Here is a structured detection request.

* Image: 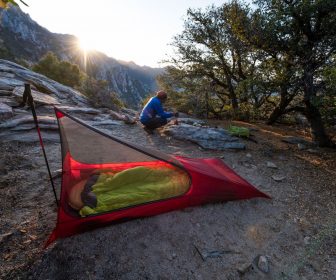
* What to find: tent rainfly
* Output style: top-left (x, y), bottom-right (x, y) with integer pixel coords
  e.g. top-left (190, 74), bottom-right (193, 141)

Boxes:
top-left (23, 84), bottom-right (270, 246)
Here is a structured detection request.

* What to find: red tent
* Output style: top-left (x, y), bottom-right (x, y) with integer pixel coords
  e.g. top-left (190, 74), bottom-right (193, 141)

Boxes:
top-left (43, 107), bottom-right (269, 246)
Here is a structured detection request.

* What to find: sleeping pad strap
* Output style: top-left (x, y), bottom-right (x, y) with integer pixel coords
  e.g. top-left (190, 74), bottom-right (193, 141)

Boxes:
top-left (21, 83), bottom-right (59, 207)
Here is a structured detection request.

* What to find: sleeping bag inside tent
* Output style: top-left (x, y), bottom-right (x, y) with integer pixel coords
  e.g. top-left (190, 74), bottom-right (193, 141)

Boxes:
top-left (46, 108), bottom-right (269, 246)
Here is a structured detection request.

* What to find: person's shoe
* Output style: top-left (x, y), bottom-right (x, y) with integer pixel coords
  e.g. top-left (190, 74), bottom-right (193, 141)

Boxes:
top-left (143, 126), bottom-right (154, 134)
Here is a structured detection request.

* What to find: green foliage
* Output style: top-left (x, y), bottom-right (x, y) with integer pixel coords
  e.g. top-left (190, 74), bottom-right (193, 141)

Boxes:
top-left (32, 52), bottom-right (84, 88)
top-left (16, 59), bottom-right (30, 68)
top-left (157, 66), bottom-right (215, 117)
top-left (109, 92), bottom-right (125, 109)
top-left (0, 43), bottom-right (14, 60)
top-left (164, 0), bottom-right (336, 146)
top-left (162, 1), bottom-right (279, 120)
top-left (320, 64), bottom-right (336, 127)
top-left (167, 2), bottom-right (254, 113)
top-left (228, 125), bottom-right (250, 137)
top-left (249, 0), bottom-right (336, 145)
top-left (80, 76), bottom-right (124, 110)
top-left (32, 52), bottom-right (125, 110)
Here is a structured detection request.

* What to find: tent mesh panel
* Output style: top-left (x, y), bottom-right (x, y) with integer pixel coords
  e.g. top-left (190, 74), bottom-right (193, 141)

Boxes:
top-left (56, 109), bottom-right (191, 217)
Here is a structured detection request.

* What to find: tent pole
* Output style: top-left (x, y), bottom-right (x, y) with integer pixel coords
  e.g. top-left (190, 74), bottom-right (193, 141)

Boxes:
top-left (24, 83), bottom-right (59, 207)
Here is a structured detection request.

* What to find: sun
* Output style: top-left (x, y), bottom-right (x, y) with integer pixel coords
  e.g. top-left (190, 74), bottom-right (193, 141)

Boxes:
top-left (78, 37), bottom-right (95, 53)
top-left (77, 37), bottom-right (97, 71)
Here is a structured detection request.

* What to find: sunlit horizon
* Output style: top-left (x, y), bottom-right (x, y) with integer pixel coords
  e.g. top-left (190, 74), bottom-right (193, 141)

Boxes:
top-left (20, 0), bottom-right (227, 68)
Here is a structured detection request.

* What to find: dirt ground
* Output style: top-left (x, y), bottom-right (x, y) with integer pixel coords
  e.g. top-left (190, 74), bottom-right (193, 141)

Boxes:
top-left (0, 119), bottom-right (335, 280)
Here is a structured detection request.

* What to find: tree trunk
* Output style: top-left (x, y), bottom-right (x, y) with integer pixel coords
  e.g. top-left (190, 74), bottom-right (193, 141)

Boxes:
top-left (303, 68), bottom-right (333, 147)
top-left (225, 75), bottom-right (239, 111)
top-left (222, 66), bottom-right (239, 112)
top-left (205, 91), bottom-right (209, 119)
top-left (267, 86), bottom-right (292, 125)
top-left (267, 107), bottom-right (284, 125)
top-left (230, 94), bottom-right (239, 111)
top-left (305, 100), bottom-right (333, 147)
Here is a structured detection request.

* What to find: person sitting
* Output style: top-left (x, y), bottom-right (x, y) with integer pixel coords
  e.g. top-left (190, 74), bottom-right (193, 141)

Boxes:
top-left (140, 90), bottom-right (178, 134)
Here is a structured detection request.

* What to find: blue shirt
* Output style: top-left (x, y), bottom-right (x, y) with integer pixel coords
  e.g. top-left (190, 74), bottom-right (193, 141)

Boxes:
top-left (140, 97), bottom-right (173, 123)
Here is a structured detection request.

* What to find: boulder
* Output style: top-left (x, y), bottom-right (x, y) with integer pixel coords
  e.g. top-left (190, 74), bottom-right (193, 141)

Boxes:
top-left (162, 123), bottom-right (246, 150)
top-left (0, 102), bottom-right (13, 121)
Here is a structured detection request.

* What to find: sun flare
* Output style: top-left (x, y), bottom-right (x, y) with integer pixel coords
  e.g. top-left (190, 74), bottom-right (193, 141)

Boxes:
top-left (77, 37), bottom-right (97, 72)
top-left (78, 37), bottom-right (95, 53)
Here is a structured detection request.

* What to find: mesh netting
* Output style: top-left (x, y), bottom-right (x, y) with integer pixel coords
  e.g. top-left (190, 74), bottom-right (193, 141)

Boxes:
top-left (56, 109), bottom-right (191, 217)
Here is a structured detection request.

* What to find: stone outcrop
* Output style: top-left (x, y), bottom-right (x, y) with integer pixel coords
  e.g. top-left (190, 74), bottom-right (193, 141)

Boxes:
top-left (0, 59), bottom-right (89, 106)
top-left (177, 118), bottom-right (207, 127)
top-left (162, 123), bottom-right (246, 150)
top-left (13, 86), bottom-right (60, 105)
top-left (0, 59), bottom-right (138, 143)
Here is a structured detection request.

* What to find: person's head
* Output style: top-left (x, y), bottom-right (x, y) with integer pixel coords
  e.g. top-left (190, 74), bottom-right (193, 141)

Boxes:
top-left (156, 90), bottom-right (168, 103)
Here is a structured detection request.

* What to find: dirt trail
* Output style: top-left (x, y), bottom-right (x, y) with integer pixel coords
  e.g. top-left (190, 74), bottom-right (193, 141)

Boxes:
top-left (0, 121), bottom-right (335, 280)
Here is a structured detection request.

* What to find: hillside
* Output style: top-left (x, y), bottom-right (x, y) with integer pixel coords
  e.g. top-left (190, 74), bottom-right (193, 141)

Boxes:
top-left (0, 5), bottom-right (164, 108)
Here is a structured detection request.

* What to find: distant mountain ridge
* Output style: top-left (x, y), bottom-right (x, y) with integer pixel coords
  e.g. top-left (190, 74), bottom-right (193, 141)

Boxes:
top-left (0, 5), bottom-right (164, 108)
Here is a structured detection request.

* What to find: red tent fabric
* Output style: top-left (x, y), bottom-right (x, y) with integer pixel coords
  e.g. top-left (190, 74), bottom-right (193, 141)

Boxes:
top-left (46, 108), bottom-right (269, 246)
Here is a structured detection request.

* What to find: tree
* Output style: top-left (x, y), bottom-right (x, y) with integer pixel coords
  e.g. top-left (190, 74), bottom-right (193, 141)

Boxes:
top-left (320, 61), bottom-right (336, 128)
top-left (167, 2), bottom-right (254, 114)
top-left (244, 0), bottom-right (336, 147)
top-left (80, 76), bottom-right (124, 110)
top-left (32, 52), bottom-right (83, 88)
top-left (158, 66), bottom-right (208, 117)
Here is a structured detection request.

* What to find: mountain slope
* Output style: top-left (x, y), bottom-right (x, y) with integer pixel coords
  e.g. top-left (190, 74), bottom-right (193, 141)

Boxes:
top-left (0, 5), bottom-right (164, 108)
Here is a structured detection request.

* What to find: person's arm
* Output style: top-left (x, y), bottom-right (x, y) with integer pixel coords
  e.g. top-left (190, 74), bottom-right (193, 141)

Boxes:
top-left (153, 99), bottom-right (173, 119)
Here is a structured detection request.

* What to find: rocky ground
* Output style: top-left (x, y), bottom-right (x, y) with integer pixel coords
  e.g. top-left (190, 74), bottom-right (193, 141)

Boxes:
top-left (0, 59), bottom-right (335, 280)
top-left (0, 114), bottom-right (335, 280)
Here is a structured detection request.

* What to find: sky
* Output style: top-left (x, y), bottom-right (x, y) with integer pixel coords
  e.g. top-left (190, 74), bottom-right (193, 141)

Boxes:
top-left (20, 0), bottom-right (226, 68)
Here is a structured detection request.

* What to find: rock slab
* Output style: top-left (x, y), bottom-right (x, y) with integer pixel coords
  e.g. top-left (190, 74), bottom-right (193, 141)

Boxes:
top-left (0, 102), bottom-right (13, 121)
top-left (162, 123), bottom-right (245, 150)
top-left (13, 86), bottom-right (60, 105)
